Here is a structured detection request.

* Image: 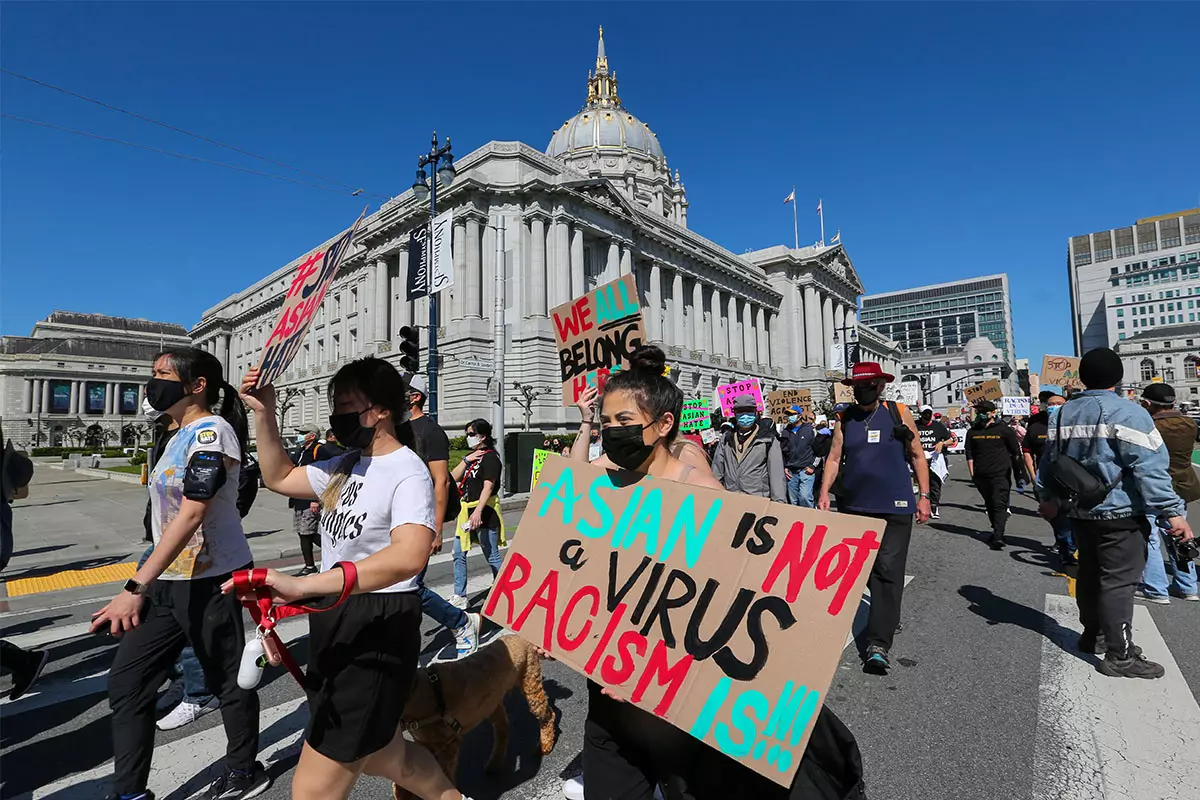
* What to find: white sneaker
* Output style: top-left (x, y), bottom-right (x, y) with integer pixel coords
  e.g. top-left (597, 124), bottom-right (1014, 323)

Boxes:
top-left (157, 697), bottom-right (220, 730)
top-left (562, 777), bottom-right (585, 800)
top-left (1134, 589), bottom-right (1171, 605)
top-left (455, 613), bottom-right (480, 658)
top-left (449, 594), bottom-right (469, 610)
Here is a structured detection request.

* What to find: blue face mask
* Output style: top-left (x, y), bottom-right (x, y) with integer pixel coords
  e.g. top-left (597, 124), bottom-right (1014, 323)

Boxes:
top-left (736, 413), bottom-right (757, 429)
top-left (788, 415), bottom-right (799, 424)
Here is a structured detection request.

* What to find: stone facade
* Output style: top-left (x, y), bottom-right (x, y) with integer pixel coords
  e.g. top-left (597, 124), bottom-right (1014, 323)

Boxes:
top-left (898, 336), bottom-right (1020, 410)
top-left (1114, 323), bottom-right (1200, 404)
top-left (0, 312), bottom-right (191, 447)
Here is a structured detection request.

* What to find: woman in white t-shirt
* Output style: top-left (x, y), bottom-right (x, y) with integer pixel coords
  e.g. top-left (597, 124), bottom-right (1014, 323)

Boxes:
top-left (90, 348), bottom-right (268, 800)
top-left (235, 358), bottom-right (470, 800)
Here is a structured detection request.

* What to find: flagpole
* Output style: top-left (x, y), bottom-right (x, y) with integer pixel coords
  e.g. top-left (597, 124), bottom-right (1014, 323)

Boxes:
top-left (818, 198), bottom-right (825, 247)
top-left (791, 185), bottom-right (798, 250)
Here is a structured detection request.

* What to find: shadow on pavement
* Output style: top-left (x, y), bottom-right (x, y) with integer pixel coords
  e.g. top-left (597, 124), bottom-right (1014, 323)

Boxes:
top-left (11, 543), bottom-right (75, 559)
top-left (957, 584), bottom-right (1095, 666)
top-left (0, 612), bottom-right (69, 637)
top-left (2, 553), bottom-right (133, 583)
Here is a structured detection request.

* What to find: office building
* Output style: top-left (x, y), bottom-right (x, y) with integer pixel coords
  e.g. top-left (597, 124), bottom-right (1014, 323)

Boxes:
top-left (898, 336), bottom-right (1020, 409)
top-left (1114, 325), bottom-right (1200, 404)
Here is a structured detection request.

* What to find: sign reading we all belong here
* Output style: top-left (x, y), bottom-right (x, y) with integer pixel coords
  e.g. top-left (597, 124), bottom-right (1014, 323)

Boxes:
top-left (552, 274), bottom-right (646, 406)
top-left (483, 457), bottom-right (882, 786)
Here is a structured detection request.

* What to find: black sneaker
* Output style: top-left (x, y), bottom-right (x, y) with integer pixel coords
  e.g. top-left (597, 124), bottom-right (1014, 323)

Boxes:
top-left (205, 762), bottom-right (271, 800)
top-left (8, 648), bottom-right (50, 701)
top-left (988, 534), bottom-right (1005, 550)
top-left (863, 645), bottom-right (891, 673)
top-left (1097, 652), bottom-right (1164, 680)
top-left (1060, 553), bottom-right (1078, 568)
top-left (296, 565), bottom-right (319, 577)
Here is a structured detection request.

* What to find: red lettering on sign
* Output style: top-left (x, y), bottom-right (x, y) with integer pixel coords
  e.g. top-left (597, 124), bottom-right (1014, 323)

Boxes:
top-left (632, 639), bottom-right (694, 716)
top-left (760, 523), bottom-right (882, 616)
top-left (826, 531), bottom-right (881, 615)
top-left (601, 630), bottom-right (647, 686)
top-left (553, 297), bottom-right (595, 342)
top-left (557, 585), bottom-right (600, 652)
top-left (761, 521), bottom-right (827, 604)
top-left (513, 570), bottom-right (560, 650)
top-left (483, 552), bottom-right (531, 624)
top-left (287, 250), bottom-right (325, 298)
top-left (585, 602), bottom-right (629, 675)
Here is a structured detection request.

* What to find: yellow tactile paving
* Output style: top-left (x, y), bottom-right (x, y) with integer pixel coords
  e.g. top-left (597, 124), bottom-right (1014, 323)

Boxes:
top-left (4, 561), bottom-right (137, 597)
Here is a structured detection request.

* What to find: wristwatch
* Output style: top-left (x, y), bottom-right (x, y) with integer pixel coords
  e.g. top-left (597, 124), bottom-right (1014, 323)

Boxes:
top-left (918, 492), bottom-right (931, 499)
top-left (124, 578), bottom-right (149, 596)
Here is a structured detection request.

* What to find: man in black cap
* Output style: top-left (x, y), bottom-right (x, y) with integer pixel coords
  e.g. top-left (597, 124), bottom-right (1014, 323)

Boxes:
top-left (1036, 347), bottom-right (1194, 679)
top-left (964, 399), bottom-right (1022, 549)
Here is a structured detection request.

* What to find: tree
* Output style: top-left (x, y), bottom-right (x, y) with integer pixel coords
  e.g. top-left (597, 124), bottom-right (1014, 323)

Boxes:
top-left (84, 423), bottom-right (105, 448)
top-left (511, 382), bottom-right (552, 431)
top-left (276, 387), bottom-right (302, 431)
top-left (122, 422), bottom-right (149, 448)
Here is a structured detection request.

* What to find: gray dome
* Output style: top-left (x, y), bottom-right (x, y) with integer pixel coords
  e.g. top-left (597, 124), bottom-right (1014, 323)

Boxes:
top-left (547, 107), bottom-right (664, 160)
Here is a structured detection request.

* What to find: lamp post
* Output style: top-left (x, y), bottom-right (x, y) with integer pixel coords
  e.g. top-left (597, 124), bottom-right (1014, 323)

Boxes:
top-left (411, 131), bottom-right (456, 420)
top-left (831, 320), bottom-right (858, 376)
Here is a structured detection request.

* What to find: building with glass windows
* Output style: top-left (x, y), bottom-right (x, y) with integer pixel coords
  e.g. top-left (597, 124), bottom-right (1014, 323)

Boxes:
top-left (1068, 209), bottom-right (1200, 353)
top-left (859, 274), bottom-right (1016, 361)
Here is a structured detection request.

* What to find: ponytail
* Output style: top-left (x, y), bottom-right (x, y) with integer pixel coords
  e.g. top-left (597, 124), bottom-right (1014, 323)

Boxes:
top-left (155, 347), bottom-right (248, 461)
top-left (218, 381), bottom-right (250, 463)
top-left (321, 451), bottom-right (362, 513)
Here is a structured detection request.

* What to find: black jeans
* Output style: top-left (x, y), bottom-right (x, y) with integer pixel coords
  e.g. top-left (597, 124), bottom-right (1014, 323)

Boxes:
top-left (973, 473), bottom-right (1011, 539)
top-left (928, 473), bottom-right (943, 508)
top-left (108, 568), bottom-right (259, 794)
top-left (1074, 517), bottom-right (1150, 658)
top-left (852, 513), bottom-right (913, 651)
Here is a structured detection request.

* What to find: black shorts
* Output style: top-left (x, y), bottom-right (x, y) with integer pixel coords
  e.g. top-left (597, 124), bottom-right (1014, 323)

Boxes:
top-left (304, 591), bottom-right (421, 763)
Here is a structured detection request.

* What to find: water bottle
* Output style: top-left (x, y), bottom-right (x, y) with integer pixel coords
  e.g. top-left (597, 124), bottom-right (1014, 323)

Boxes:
top-left (238, 635), bottom-right (269, 690)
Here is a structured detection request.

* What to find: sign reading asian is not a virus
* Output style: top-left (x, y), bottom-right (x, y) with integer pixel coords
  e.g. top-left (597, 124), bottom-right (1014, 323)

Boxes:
top-left (255, 209), bottom-right (367, 388)
top-left (552, 274), bottom-right (645, 406)
top-left (484, 456), bottom-right (882, 786)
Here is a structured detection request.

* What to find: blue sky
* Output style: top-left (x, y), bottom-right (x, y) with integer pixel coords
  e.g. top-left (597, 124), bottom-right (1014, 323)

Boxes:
top-left (3, 2), bottom-right (1198, 369)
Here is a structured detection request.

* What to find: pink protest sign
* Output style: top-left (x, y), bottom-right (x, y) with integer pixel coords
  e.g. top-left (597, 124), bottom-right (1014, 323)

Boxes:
top-left (716, 378), bottom-right (765, 417)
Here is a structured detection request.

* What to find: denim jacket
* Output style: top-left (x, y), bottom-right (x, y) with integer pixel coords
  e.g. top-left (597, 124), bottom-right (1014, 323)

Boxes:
top-left (1034, 389), bottom-right (1184, 520)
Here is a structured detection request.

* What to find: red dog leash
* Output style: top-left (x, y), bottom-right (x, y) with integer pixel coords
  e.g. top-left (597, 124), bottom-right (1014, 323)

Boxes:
top-left (232, 561), bottom-right (358, 687)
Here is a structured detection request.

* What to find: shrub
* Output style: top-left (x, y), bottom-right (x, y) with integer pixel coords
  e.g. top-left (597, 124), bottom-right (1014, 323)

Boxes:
top-left (129, 451), bottom-right (147, 466)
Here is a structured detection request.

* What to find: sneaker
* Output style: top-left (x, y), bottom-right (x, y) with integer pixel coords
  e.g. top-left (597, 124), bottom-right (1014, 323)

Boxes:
top-left (1006, 507), bottom-right (1012, 516)
top-left (295, 565), bottom-right (319, 577)
top-left (931, 506), bottom-right (940, 519)
top-left (863, 644), bottom-right (890, 673)
top-left (1077, 631), bottom-right (1141, 657)
top-left (204, 762), bottom-right (271, 800)
top-left (8, 648), bottom-right (50, 701)
top-left (1168, 588), bottom-right (1200, 602)
top-left (157, 697), bottom-right (220, 731)
top-left (562, 777), bottom-right (585, 800)
top-left (988, 534), bottom-right (1006, 550)
top-left (1134, 589), bottom-right (1170, 605)
top-left (449, 594), bottom-right (469, 610)
top-left (454, 613), bottom-right (480, 658)
top-left (1097, 652), bottom-right (1165, 680)
top-left (1059, 553), bottom-right (1079, 568)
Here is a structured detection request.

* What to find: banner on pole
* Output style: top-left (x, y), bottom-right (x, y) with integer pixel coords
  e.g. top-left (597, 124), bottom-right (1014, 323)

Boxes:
top-left (767, 389), bottom-right (812, 424)
top-left (1000, 396), bottom-right (1031, 416)
top-left (1041, 355), bottom-right (1082, 390)
top-left (964, 379), bottom-right (1003, 406)
top-left (429, 209), bottom-right (454, 296)
top-left (485, 457), bottom-right (882, 786)
top-left (256, 210), bottom-right (366, 388)
top-left (552, 274), bottom-right (645, 406)
top-left (681, 399), bottom-right (713, 432)
top-left (716, 378), bottom-right (765, 417)
top-left (406, 225), bottom-right (428, 300)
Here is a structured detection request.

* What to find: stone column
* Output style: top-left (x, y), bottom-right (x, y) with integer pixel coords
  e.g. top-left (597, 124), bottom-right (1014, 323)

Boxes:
top-left (373, 256), bottom-right (389, 343)
top-left (31, 379), bottom-right (42, 413)
top-left (570, 226), bottom-right (585, 300)
top-left (482, 220), bottom-right (496, 323)
top-left (672, 270), bottom-right (685, 346)
top-left (69, 381), bottom-right (79, 414)
top-left (741, 300), bottom-right (756, 365)
top-left (692, 279), bottom-right (705, 352)
top-left (451, 221), bottom-right (466, 320)
top-left (24, 379), bottom-right (33, 413)
top-left (755, 305), bottom-right (769, 367)
top-left (822, 295), bottom-right (835, 368)
top-left (710, 288), bottom-right (724, 356)
top-left (554, 219), bottom-right (571, 308)
top-left (728, 293), bottom-right (741, 360)
top-left (804, 285), bottom-right (823, 368)
top-left (103, 382), bottom-right (113, 415)
top-left (833, 304), bottom-right (846, 367)
top-left (219, 334), bottom-right (232, 375)
top-left (648, 262), bottom-right (662, 341)
top-left (607, 241), bottom-right (620, 283)
top-left (465, 216), bottom-right (482, 317)
top-left (619, 242), bottom-right (632, 276)
top-left (137, 383), bottom-right (145, 409)
top-left (529, 216), bottom-right (547, 316)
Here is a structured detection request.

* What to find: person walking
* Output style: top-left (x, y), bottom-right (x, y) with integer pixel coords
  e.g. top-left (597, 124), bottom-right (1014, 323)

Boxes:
top-left (780, 410), bottom-right (818, 507)
top-left (2, 441), bottom-right (50, 701)
top-left (964, 400), bottom-right (1022, 550)
top-left (236, 358), bottom-right (470, 800)
top-left (91, 348), bottom-right (268, 800)
top-left (1137, 383), bottom-right (1200, 603)
top-left (1023, 394), bottom-right (1075, 566)
top-left (1035, 348), bottom-right (1195, 679)
top-left (818, 362), bottom-right (931, 674)
top-left (289, 425), bottom-right (331, 577)
top-left (404, 375), bottom-right (479, 658)
top-left (712, 395), bottom-right (786, 502)
top-left (915, 405), bottom-right (952, 518)
top-left (449, 419), bottom-right (505, 609)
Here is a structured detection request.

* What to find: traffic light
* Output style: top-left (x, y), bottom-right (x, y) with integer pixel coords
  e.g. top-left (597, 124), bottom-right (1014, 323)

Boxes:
top-left (398, 326), bottom-right (420, 373)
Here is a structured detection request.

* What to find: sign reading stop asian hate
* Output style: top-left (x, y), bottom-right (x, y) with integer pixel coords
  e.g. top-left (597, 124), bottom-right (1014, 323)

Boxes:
top-left (552, 274), bottom-right (645, 406)
top-left (484, 457), bottom-right (882, 786)
top-left (716, 378), bottom-right (765, 417)
top-left (681, 399), bottom-right (713, 432)
top-left (255, 210), bottom-right (366, 388)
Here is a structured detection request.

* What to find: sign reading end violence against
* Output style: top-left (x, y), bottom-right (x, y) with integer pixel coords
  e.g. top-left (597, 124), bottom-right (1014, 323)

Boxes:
top-left (767, 389), bottom-right (811, 424)
top-left (484, 457), bottom-right (882, 786)
top-left (255, 210), bottom-right (367, 388)
top-left (553, 274), bottom-right (645, 406)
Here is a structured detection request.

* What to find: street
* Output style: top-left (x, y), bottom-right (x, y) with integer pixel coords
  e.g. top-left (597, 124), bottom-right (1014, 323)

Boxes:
top-left (3, 462), bottom-right (1199, 800)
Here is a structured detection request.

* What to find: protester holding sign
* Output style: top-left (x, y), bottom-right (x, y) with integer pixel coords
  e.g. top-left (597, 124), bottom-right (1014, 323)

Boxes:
top-left (712, 395), bottom-right (787, 502)
top-left (818, 362), bottom-right (930, 674)
top-left (449, 419), bottom-right (506, 607)
top-left (233, 359), bottom-right (469, 800)
top-left (91, 348), bottom-right (270, 800)
top-left (570, 379), bottom-right (711, 473)
top-left (964, 400), bottom-right (1022, 551)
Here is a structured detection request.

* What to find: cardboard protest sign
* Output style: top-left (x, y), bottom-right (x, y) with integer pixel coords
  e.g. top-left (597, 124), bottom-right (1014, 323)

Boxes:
top-left (832, 383), bottom-right (854, 404)
top-left (485, 457), bottom-right (882, 786)
top-left (767, 389), bottom-right (811, 424)
top-left (945, 406), bottom-right (961, 419)
top-left (716, 378), bottom-right (765, 417)
top-left (1041, 355), bottom-right (1082, 390)
top-left (256, 210), bottom-right (366, 387)
top-left (552, 274), bottom-right (645, 406)
top-left (681, 399), bottom-right (713, 432)
top-left (964, 379), bottom-right (1003, 406)
top-left (884, 382), bottom-right (920, 406)
top-left (1000, 396), bottom-right (1031, 416)
top-left (530, 449), bottom-right (552, 490)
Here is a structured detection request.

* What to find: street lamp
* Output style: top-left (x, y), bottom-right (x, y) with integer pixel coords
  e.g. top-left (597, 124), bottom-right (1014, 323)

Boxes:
top-left (412, 131), bottom-right (455, 420)
top-left (832, 320), bottom-right (859, 376)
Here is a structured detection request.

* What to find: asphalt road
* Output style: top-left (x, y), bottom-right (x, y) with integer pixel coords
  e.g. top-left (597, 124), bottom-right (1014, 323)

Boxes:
top-left (3, 460), bottom-right (1199, 800)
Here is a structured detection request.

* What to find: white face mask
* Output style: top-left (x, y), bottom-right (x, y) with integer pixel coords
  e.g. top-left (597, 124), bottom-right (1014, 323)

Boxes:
top-left (466, 435), bottom-right (482, 449)
top-left (142, 397), bottom-right (165, 422)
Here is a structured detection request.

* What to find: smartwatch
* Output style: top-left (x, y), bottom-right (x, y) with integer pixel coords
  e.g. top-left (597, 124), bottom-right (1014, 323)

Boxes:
top-left (124, 579), bottom-right (149, 596)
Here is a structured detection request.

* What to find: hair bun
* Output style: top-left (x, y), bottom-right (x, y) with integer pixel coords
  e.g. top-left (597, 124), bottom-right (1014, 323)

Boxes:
top-left (627, 345), bottom-right (667, 377)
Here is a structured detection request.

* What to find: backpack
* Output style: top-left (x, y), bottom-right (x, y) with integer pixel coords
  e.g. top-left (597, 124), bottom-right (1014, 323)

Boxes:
top-left (237, 455), bottom-right (261, 519)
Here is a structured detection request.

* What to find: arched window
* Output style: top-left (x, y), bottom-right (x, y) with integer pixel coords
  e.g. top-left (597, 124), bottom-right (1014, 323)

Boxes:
top-left (1141, 358), bottom-right (1156, 382)
top-left (972, 355), bottom-right (983, 362)
top-left (1186, 355), bottom-right (1200, 381)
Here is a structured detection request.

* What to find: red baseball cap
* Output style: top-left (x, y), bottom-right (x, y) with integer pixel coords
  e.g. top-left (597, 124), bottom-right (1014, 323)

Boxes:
top-left (841, 361), bottom-right (895, 385)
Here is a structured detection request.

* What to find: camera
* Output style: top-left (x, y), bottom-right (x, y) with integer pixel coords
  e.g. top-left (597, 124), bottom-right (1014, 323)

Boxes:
top-left (1162, 532), bottom-right (1200, 571)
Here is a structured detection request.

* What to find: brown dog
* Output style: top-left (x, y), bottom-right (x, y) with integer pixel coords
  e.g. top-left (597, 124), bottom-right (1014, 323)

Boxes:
top-left (393, 634), bottom-right (556, 800)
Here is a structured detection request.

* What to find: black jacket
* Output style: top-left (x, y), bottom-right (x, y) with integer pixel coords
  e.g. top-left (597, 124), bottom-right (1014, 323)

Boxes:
top-left (964, 421), bottom-right (1021, 478)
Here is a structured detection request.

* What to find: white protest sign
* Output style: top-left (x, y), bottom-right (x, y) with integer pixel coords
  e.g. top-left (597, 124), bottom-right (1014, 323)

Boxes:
top-left (1000, 396), bottom-right (1031, 416)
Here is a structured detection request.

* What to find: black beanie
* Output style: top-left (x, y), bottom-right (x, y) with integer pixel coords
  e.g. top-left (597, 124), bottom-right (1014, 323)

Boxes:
top-left (1079, 347), bottom-right (1123, 389)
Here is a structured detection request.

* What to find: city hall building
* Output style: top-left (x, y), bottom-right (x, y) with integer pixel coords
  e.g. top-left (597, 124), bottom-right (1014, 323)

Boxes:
top-left (191, 31), bottom-right (901, 432)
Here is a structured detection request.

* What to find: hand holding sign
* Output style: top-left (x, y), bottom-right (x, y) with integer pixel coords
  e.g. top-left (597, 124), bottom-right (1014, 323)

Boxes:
top-left (239, 368), bottom-right (276, 417)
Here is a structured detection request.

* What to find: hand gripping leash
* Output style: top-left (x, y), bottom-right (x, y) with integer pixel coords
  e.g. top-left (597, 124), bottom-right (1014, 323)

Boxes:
top-left (232, 562), bottom-right (358, 689)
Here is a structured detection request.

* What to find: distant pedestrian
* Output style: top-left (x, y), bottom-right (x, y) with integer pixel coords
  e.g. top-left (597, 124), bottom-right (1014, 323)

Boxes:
top-left (964, 400), bottom-right (1022, 550)
top-left (915, 405), bottom-right (952, 518)
top-left (288, 425), bottom-right (332, 576)
top-left (780, 410), bottom-right (818, 507)
top-left (712, 395), bottom-right (786, 502)
top-left (449, 419), bottom-right (506, 609)
top-left (1023, 393), bottom-right (1075, 566)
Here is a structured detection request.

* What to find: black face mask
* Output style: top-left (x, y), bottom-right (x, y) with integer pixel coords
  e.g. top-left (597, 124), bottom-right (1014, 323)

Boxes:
top-left (146, 378), bottom-right (188, 412)
top-left (853, 384), bottom-right (880, 406)
top-left (329, 411), bottom-right (376, 450)
top-left (602, 424), bottom-right (658, 471)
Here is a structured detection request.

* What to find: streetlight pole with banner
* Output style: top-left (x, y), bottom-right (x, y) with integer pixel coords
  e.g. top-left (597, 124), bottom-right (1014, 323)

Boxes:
top-left (411, 132), bottom-right (456, 420)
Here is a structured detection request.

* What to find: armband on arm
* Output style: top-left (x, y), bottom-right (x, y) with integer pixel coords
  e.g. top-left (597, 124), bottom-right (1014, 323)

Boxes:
top-left (184, 451), bottom-right (227, 500)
